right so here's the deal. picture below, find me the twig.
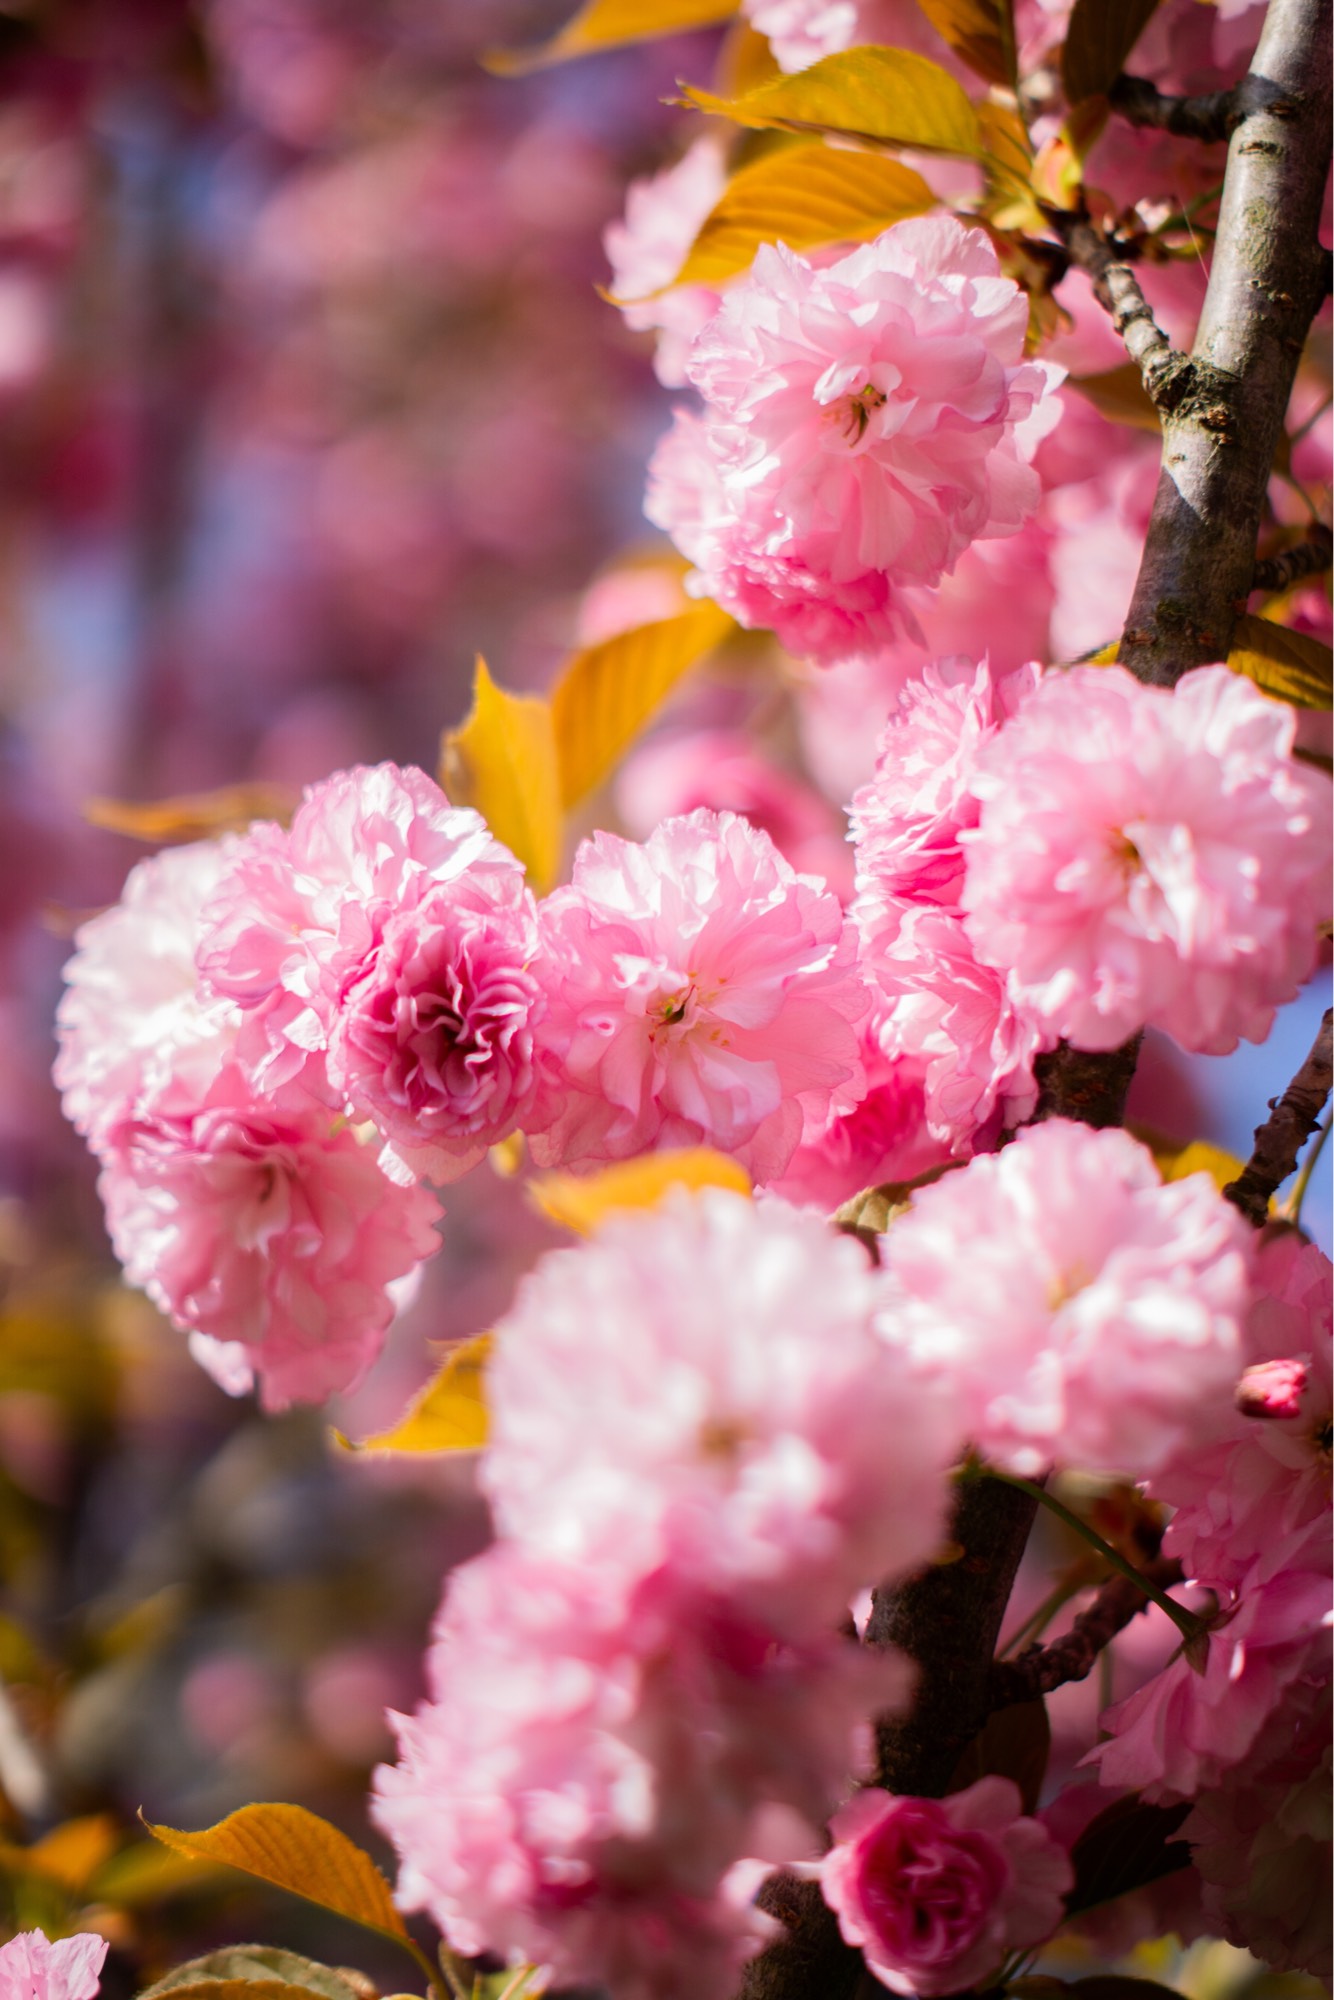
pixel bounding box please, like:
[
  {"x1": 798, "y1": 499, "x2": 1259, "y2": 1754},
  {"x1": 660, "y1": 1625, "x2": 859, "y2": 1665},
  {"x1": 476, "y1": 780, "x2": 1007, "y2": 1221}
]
[
  {"x1": 988, "y1": 1559, "x2": 1184, "y2": 1710},
  {"x1": 1109, "y1": 74, "x2": 1239, "y2": 144},
  {"x1": 1043, "y1": 207, "x2": 1190, "y2": 409},
  {"x1": 1224, "y1": 1008, "x2": 1334, "y2": 1226},
  {"x1": 1252, "y1": 524, "x2": 1333, "y2": 592}
]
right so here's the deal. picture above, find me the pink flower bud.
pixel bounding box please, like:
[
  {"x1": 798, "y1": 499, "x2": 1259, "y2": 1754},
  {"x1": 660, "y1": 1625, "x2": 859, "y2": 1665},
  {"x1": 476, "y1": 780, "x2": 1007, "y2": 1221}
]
[{"x1": 1236, "y1": 1357, "x2": 1309, "y2": 1421}]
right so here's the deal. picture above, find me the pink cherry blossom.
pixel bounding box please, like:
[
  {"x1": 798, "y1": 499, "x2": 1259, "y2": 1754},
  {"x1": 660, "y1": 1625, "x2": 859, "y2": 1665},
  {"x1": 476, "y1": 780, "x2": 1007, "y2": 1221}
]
[
  {"x1": 197, "y1": 763, "x2": 517, "y2": 1098},
  {"x1": 527, "y1": 810, "x2": 868, "y2": 1182},
  {"x1": 874, "y1": 1119, "x2": 1255, "y2": 1479},
  {"x1": 54, "y1": 838, "x2": 242, "y2": 1155},
  {"x1": 769, "y1": 1020, "x2": 951, "y2": 1210},
  {"x1": 326, "y1": 868, "x2": 546, "y2": 1184},
  {"x1": 961, "y1": 665, "x2": 1332, "y2": 1054},
  {"x1": 855, "y1": 897, "x2": 1044, "y2": 1150},
  {"x1": 820, "y1": 1779, "x2": 1072, "y2": 1995},
  {"x1": 373, "y1": 1543, "x2": 903, "y2": 1999},
  {"x1": 604, "y1": 136, "x2": 727, "y2": 388},
  {"x1": 1089, "y1": 1527, "x2": 1332, "y2": 1802},
  {"x1": 1152, "y1": 1234, "x2": 1332, "y2": 1591},
  {"x1": 484, "y1": 1187, "x2": 956, "y2": 1639},
  {"x1": 0, "y1": 1933, "x2": 107, "y2": 2000},
  {"x1": 645, "y1": 220, "x2": 1063, "y2": 667},
  {"x1": 850, "y1": 654, "x2": 1041, "y2": 908},
  {"x1": 99, "y1": 1060, "x2": 441, "y2": 1410}
]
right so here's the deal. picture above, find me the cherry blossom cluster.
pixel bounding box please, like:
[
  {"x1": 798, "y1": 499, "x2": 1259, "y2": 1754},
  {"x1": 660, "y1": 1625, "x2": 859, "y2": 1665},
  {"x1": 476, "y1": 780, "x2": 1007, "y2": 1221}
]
[
  {"x1": 850, "y1": 658, "x2": 1330, "y2": 1164},
  {"x1": 374, "y1": 1189, "x2": 958, "y2": 1998},
  {"x1": 55, "y1": 773, "x2": 871, "y2": 1407}
]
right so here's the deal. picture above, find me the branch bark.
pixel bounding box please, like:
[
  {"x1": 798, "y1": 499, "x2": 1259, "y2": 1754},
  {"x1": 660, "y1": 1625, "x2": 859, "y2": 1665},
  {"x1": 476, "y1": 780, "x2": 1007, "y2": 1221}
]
[
  {"x1": 1223, "y1": 1007, "x2": 1333, "y2": 1226},
  {"x1": 1047, "y1": 212, "x2": 1190, "y2": 410},
  {"x1": 1252, "y1": 525, "x2": 1333, "y2": 593},
  {"x1": 1108, "y1": 73, "x2": 1239, "y2": 144},
  {"x1": 987, "y1": 1559, "x2": 1183, "y2": 1710},
  {"x1": 1118, "y1": 0, "x2": 1334, "y2": 686}
]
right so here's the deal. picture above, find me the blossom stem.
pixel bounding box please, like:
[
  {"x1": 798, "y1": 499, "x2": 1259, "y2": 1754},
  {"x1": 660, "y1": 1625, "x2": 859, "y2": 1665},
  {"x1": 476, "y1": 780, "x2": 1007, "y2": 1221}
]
[
  {"x1": 1224, "y1": 1006, "x2": 1333, "y2": 1226},
  {"x1": 974, "y1": 1470, "x2": 1204, "y2": 1648}
]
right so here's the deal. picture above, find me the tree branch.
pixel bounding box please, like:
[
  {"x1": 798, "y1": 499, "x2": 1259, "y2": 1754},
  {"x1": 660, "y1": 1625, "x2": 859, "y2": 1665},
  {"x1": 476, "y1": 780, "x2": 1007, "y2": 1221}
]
[
  {"x1": 1108, "y1": 73, "x2": 1239, "y2": 144},
  {"x1": 987, "y1": 1559, "x2": 1183, "y2": 1711},
  {"x1": 1044, "y1": 209, "x2": 1190, "y2": 409},
  {"x1": 1031, "y1": 1035, "x2": 1143, "y2": 1131},
  {"x1": 1223, "y1": 1007, "x2": 1333, "y2": 1226},
  {"x1": 1252, "y1": 524, "x2": 1333, "y2": 593},
  {"x1": 1118, "y1": 0, "x2": 1334, "y2": 686}
]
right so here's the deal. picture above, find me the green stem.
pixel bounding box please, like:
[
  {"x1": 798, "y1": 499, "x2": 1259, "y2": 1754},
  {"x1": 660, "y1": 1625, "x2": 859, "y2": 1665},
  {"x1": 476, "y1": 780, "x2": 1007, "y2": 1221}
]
[
  {"x1": 998, "y1": 1567, "x2": 1093, "y2": 1659},
  {"x1": 973, "y1": 1470, "x2": 1205, "y2": 1648},
  {"x1": 1281, "y1": 1109, "x2": 1331, "y2": 1225},
  {"x1": 428, "y1": 1944, "x2": 469, "y2": 2000}
]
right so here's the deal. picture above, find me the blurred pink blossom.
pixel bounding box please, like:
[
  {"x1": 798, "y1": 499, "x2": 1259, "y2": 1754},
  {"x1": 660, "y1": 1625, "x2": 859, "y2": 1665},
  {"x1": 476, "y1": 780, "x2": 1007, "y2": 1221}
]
[
  {"x1": 604, "y1": 136, "x2": 728, "y2": 388},
  {"x1": 484, "y1": 1188, "x2": 955, "y2": 1638},
  {"x1": 875, "y1": 1119, "x2": 1254, "y2": 1479}
]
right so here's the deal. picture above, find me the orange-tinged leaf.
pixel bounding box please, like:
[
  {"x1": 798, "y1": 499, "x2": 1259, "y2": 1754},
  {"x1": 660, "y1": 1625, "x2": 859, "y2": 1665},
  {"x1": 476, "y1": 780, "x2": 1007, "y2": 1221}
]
[
  {"x1": 1066, "y1": 362, "x2": 1160, "y2": 432},
  {"x1": 484, "y1": 0, "x2": 737, "y2": 73},
  {"x1": 1030, "y1": 96, "x2": 1109, "y2": 208},
  {"x1": 337, "y1": 1333, "x2": 492, "y2": 1455},
  {"x1": 1061, "y1": 0, "x2": 1159, "y2": 105},
  {"x1": 83, "y1": 782, "x2": 295, "y2": 844},
  {"x1": 915, "y1": 0, "x2": 1015, "y2": 88},
  {"x1": 144, "y1": 1804, "x2": 408, "y2": 1941},
  {"x1": 1228, "y1": 615, "x2": 1333, "y2": 710},
  {"x1": 713, "y1": 18, "x2": 780, "y2": 96},
  {"x1": 440, "y1": 658, "x2": 563, "y2": 890},
  {"x1": 664, "y1": 142, "x2": 934, "y2": 289},
  {"x1": 551, "y1": 603, "x2": 734, "y2": 808},
  {"x1": 530, "y1": 1149, "x2": 752, "y2": 1234},
  {"x1": 0, "y1": 1814, "x2": 120, "y2": 1892},
  {"x1": 682, "y1": 47, "x2": 982, "y2": 157}
]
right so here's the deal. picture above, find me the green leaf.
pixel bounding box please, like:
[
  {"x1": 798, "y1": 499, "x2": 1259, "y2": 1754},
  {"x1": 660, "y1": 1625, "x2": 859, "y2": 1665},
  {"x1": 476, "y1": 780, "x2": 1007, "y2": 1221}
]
[
  {"x1": 144, "y1": 1805, "x2": 408, "y2": 1944},
  {"x1": 483, "y1": 0, "x2": 737, "y2": 73},
  {"x1": 1061, "y1": 0, "x2": 1160, "y2": 105},
  {"x1": 335, "y1": 1333, "x2": 492, "y2": 1456},
  {"x1": 551, "y1": 603, "x2": 734, "y2": 807},
  {"x1": 1228, "y1": 614, "x2": 1334, "y2": 710},
  {"x1": 1066, "y1": 363, "x2": 1161, "y2": 433},
  {"x1": 952, "y1": 1700, "x2": 1051, "y2": 1815},
  {"x1": 439, "y1": 658, "x2": 563, "y2": 890},
  {"x1": 1064, "y1": 1794, "x2": 1192, "y2": 1916},
  {"x1": 914, "y1": 0, "x2": 1015, "y2": 88},
  {"x1": 139, "y1": 1949, "x2": 369, "y2": 2000},
  {"x1": 682, "y1": 47, "x2": 982, "y2": 157},
  {"x1": 663, "y1": 142, "x2": 934, "y2": 289}
]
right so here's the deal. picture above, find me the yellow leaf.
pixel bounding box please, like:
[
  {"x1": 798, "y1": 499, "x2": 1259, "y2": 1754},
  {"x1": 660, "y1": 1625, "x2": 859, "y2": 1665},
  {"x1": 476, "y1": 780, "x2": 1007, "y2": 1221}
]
[
  {"x1": 1158, "y1": 1140, "x2": 1247, "y2": 1193},
  {"x1": 530, "y1": 1149, "x2": 752, "y2": 1234},
  {"x1": 440, "y1": 658, "x2": 563, "y2": 890},
  {"x1": 713, "y1": 18, "x2": 780, "y2": 96},
  {"x1": 1083, "y1": 639, "x2": 1121, "y2": 665},
  {"x1": 143, "y1": 1804, "x2": 408, "y2": 1942},
  {"x1": 551, "y1": 604, "x2": 734, "y2": 808},
  {"x1": 83, "y1": 783, "x2": 295, "y2": 844},
  {"x1": 915, "y1": 0, "x2": 1015, "y2": 88},
  {"x1": 1228, "y1": 615, "x2": 1334, "y2": 711},
  {"x1": 1029, "y1": 96, "x2": 1110, "y2": 209},
  {"x1": 484, "y1": 0, "x2": 737, "y2": 73},
  {"x1": 663, "y1": 143, "x2": 934, "y2": 290},
  {"x1": 1066, "y1": 362, "x2": 1160, "y2": 432},
  {"x1": 0, "y1": 1814, "x2": 120, "y2": 1892},
  {"x1": 682, "y1": 47, "x2": 982, "y2": 158},
  {"x1": 139, "y1": 1947, "x2": 370, "y2": 2000},
  {"x1": 337, "y1": 1333, "x2": 493, "y2": 1455},
  {"x1": 1061, "y1": 0, "x2": 1160, "y2": 105}
]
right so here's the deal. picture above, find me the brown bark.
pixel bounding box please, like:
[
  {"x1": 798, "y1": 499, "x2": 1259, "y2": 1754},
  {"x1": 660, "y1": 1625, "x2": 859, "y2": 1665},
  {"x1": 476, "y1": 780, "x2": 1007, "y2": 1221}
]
[
  {"x1": 987, "y1": 1559, "x2": 1183, "y2": 1710},
  {"x1": 1118, "y1": 0, "x2": 1333, "y2": 687}
]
